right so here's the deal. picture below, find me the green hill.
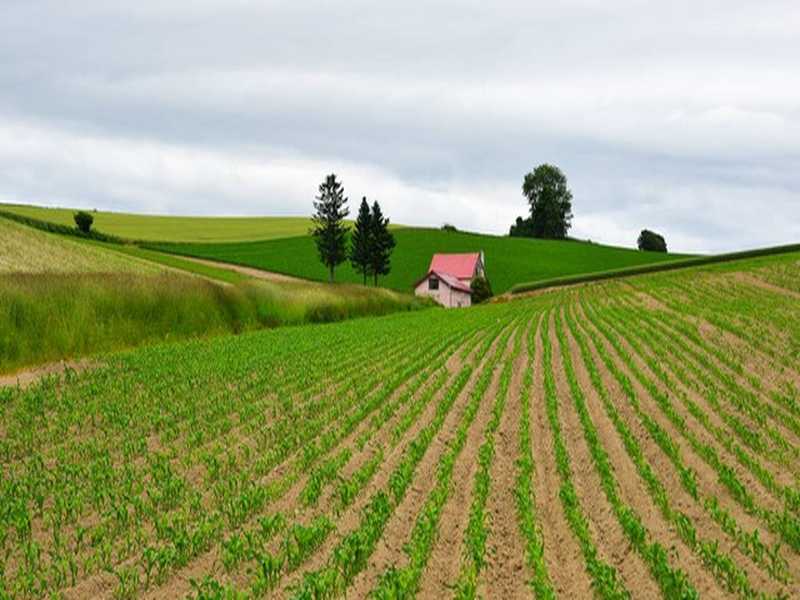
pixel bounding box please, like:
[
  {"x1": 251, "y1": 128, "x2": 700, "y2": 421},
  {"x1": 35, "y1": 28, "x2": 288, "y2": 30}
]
[
  {"x1": 0, "y1": 218, "x2": 162, "y2": 274},
  {"x1": 0, "y1": 203, "x2": 319, "y2": 242},
  {"x1": 151, "y1": 228, "x2": 692, "y2": 294}
]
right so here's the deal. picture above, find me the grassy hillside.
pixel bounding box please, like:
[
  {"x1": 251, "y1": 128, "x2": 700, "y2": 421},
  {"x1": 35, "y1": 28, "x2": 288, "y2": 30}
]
[
  {"x1": 151, "y1": 228, "x2": 692, "y2": 293},
  {"x1": 0, "y1": 218, "x2": 162, "y2": 274},
  {"x1": 0, "y1": 217, "x2": 430, "y2": 371},
  {"x1": 0, "y1": 203, "x2": 319, "y2": 242},
  {"x1": 0, "y1": 273, "x2": 428, "y2": 373}
]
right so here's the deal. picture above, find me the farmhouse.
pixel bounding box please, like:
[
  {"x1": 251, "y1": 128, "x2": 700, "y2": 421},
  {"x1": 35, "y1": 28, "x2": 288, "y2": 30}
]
[{"x1": 414, "y1": 252, "x2": 486, "y2": 308}]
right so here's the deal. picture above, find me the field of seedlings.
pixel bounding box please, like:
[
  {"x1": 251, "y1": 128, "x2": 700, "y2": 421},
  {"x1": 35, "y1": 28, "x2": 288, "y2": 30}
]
[{"x1": 1, "y1": 251, "x2": 799, "y2": 599}]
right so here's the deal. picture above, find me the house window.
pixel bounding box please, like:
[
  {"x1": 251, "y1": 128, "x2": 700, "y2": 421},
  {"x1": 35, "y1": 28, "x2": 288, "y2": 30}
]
[{"x1": 428, "y1": 277, "x2": 439, "y2": 290}]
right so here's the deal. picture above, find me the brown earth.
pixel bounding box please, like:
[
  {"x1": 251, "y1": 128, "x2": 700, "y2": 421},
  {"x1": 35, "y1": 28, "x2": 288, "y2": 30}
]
[
  {"x1": 480, "y1": 321, "x2": 535, "y2": 599},
  {"x1": 528, "y1": 315, "x2": 594, "y2": 597},
  {"x1": 178, "y1": 254, "x2": 307, "y2": 283},
  {"x1": 0, "y1": 358, "x2": 99, "y2": 389}
]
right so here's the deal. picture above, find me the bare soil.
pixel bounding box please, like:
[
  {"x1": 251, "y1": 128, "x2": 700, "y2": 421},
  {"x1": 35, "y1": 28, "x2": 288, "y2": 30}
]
[
  {"x1": 178, "y1": 255, "x2": 307, "y2": 283},
  {"x1": 0, "y1": 358, "x2": 99, "y2": 389}
]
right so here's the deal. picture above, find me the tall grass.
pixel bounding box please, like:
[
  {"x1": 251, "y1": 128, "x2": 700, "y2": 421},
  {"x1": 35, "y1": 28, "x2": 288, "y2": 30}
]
[{"x1": 0, "y1": 273, "x2": 430, "y2": 373}]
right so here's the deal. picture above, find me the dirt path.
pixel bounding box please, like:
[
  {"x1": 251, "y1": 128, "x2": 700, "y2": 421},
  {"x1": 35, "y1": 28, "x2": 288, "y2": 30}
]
[
  {"x1": 178, "y1": 255, "x2": 307, "y2": 283},
  {"x1": 0, "y1": 358, "x2": 98, "y2": 389}
]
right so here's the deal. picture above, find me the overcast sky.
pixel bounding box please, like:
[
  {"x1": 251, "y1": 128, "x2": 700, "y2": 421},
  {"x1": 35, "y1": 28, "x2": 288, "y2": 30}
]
[{"x1": 1, "y1": 1, "x2": 798, "y2": 252}]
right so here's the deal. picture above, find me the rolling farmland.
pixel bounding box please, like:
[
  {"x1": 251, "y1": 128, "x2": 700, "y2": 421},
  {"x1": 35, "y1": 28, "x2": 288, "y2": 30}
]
[
  {"x1": 1, "y1": 251, "x2": 800, "y2": 599},
  {"x1": 151, "y1": 228, "x2": 690, "y2": 294},
  {"x1": 0, "y1": 204, "x2": 322, "y2": 243}
]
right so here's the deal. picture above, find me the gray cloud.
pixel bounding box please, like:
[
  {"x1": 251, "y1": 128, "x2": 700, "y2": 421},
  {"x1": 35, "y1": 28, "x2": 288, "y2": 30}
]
[{"x1": 1, "y1": 0, "x2": 798, "y2": 252}]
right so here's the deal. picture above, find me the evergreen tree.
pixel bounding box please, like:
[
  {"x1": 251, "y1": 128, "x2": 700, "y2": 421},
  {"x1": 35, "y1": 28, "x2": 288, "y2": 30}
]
[
  {"x1": 350, "y1": 197, "x2": 372, "y2": 284},
  {"x1": 368, "y1": 201, "x2": 395, "y2": 286},
  {"x1": 311, "y1": 173, "x2": 350, "y2": 282}
]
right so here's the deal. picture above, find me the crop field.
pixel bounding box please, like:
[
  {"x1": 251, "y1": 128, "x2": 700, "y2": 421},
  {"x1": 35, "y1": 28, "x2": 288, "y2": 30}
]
[
  {"x1": 151, "y1": 228, "x2": 690, "y2": 294},
  {"x1": 1, "y1": 251, "x2": 799, "y2": 599}
]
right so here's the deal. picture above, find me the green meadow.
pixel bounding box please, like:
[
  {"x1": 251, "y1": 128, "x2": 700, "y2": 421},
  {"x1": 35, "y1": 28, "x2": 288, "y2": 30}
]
[
  {"x1": 151, "y1": 228, "x2": 692, "y2": 294},
  {"x1": 0, "y1": 203, "x2": 319, "y2": 242}
]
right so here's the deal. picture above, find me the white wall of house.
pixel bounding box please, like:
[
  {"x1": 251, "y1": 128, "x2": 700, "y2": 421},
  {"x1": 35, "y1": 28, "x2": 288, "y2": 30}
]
[{"x1": 415, "y1": 276, "x2": 471, "y2": 308}]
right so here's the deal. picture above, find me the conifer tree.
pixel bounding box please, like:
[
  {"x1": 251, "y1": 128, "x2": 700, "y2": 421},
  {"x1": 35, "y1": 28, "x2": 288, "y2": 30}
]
[
  {"x1": 350, "y1": 197, "x2": 372, "y2": 285},
  {"x1": 311, "y1": 173, "x2": 350, "y2": 282},
  {"x1": 368, "y1": 200, "x2": 395, "y2": 286}
]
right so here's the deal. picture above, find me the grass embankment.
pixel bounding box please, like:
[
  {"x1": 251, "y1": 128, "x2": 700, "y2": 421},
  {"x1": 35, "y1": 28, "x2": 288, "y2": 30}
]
[
  {"x1": 0, "y1": 218, "x2": 159, "y2": 274},
  {"x1": 150, "y1": 228, "x2": 690, "y2": 293},
  {"x1": 509, "y1": 242, "x2": 800, "y2": 294},
  {"x1": 0, "y1": 274, "x2": 428, "y2": 373}
]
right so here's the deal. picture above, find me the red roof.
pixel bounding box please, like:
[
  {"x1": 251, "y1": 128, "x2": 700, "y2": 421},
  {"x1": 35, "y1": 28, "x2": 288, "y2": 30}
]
[
  {"x1": 428, "y1": 253, "x2": 481, "y2": 280},
  {"x1": 430, "y1": 270, "x2": 472, "y2": 293}
]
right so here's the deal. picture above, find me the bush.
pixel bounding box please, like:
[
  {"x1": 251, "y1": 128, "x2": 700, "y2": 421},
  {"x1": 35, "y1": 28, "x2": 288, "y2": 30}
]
[
  {"x1": 509, "y1": 216, "x2": 536, "y2": 237},
  {"x1": 470, "y1": 276, "x2": 493, "y2": 304},
  {"x1": 441, "y1": 223, "x2": 458, "y2": 232},
  {"x1": 638, "y1": 229, "x2": 667, "y2": 252},
  {"x1": 74, "y1": 211, "x2": 94, "y2": 234}
]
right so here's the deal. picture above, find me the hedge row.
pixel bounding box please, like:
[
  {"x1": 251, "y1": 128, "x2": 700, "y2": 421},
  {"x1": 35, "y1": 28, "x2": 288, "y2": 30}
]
[
  {"x1": 510, "y1": 243, "x2": 800, "y2": 294},
  {"x1": 0, "y1": 209, "x2": 127, "y2": 244}
]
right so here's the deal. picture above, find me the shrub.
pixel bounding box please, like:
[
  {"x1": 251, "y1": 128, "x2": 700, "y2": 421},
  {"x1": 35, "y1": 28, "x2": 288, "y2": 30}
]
[
  {"x1": 74, "y1": 211, "x2": 94, "y2": 234},
  {"x1": 470, "y1": 276, "x2": 493, "y2": 304},
  {"x1": 441, "y1": 223, "x2": 458, "y2": 232},
  {"x1": 638, "y1": 229, "x2": 667, "y2": 252}
]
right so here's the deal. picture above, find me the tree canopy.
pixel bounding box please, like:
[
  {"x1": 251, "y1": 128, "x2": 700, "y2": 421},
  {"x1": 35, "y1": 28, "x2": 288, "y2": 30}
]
[
  {"x1": 512, "y1": 164, "x2": 573, "y2": 239},
  {"x1": 638, "y1": 229, "x2": 668, "y2": 252},
  {"x1": 311, "y1": 173, "x2": 350, "y2": 282},
  {"x1": 73, "y1": 211, "x2": 93, "y2": 234}
]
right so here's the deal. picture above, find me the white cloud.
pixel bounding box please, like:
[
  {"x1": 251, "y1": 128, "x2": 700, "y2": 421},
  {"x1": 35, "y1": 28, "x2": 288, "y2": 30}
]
[{"x1": 0, "y1": 1, "x2": 799, "y2": 253}]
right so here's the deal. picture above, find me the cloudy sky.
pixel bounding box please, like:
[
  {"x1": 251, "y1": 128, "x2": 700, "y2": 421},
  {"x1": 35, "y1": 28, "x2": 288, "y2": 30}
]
[{"x1": 1, "y1": 1, "x2": 798, "y2": 252}]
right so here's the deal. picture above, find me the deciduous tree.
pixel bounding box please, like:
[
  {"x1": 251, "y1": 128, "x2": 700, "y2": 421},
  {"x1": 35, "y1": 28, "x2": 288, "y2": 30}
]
[
  {"x1": 638, "y1": 229, "x2": 667, "y2": 252},
  {"x1": 74, "y1": 211, "x2": 94, "y2": 234},
  {"x1": 517, "y1": 164, "x2": 573, "y2": 239}
]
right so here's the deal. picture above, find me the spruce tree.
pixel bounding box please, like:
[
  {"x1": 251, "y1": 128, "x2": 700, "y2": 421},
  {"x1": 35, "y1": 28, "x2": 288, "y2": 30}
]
[
  {"x1": 368, "y1": 201, "x2": 395, "y2": 286},
  {"x1": 350, "y1": 197, "x2": 372, "y2": 285},
  {"x1": 311, "y1": 174, "x2": 350, "y2": 282}
]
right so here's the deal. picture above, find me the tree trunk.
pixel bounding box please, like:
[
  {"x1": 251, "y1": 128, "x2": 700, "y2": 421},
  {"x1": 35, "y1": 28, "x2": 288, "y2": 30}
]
[
  {"x1": 373, "y1": 273, "x2": 378, "y2": 286},
  {"x1": 329, "y1": 265, "x2": 334, "y2": 283}
]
